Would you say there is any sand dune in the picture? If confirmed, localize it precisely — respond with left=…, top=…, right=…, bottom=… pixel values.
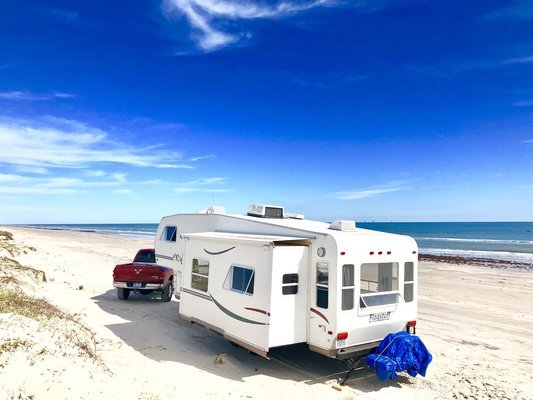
left=0, top=226, right=531, bottom=400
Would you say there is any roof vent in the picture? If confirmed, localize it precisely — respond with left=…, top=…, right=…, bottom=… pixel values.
left=285, top=212, right=304, bottom=220
left=199, top=206, right=225, bottom=214
left=247, top=204, right=284, bottom=219
left=329, top=220, right=356, bottom=232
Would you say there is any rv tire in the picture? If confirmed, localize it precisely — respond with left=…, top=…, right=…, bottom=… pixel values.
left=117, top=288, right=130, bottom=300
left=162, top=282, right=173, bottom=302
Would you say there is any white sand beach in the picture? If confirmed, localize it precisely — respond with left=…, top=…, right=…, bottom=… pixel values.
left=1, top=226, right=532, bottom=400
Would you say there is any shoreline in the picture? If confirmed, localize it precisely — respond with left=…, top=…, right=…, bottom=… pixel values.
left=418, top=253, right=533, bottom=272
left=5, top=225, right=533, bottom=271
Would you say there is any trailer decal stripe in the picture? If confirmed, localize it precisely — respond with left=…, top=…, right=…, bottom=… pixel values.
left=156, top=253, right=173, bottom=260
left=182, top=288, right=213, bottom=301
left=244, top=307, right=271, bottom=317
left=211, top=295, right=267, bottom=325
left=204, top=246, right=236, bottom=255
left=310, top=308, right=329, bottom=324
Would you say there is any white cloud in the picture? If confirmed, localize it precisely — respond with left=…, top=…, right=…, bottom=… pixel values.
left=513, top=100, right=533, bottom=107
left=190, top=154, right=217, bottom=162
left=164, top=0, right=412, bottom=51
left=164, top=0, right=334, bottom=51
left=0, top=116, right=187, bottom=169
left=0, top=186, right=79, bottom=195
left=481, top=0, right=533, bottom=21
left=113, top=189, right=133, bottom=195
left=84, top=170, right=107, bottom=177
left=0, top=91, right=76, bottom=101
left=331, top=181, right=409, bottom=200
left=0, top=174, right=27, bottom=183
left=523, top=139, right=533, bottom=144
left=173, top=176, right=229, bottom=194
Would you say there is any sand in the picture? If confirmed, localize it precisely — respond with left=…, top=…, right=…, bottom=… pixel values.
left=0, top=226, right=532, bottom=400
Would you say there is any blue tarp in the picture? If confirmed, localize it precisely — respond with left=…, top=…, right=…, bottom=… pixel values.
left=366, top=331, right=432, bottom=381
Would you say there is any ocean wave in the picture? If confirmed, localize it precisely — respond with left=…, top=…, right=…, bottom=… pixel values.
left=420, top=248, right=533, bottom=263
left=416, top=237, right=533, bottom=245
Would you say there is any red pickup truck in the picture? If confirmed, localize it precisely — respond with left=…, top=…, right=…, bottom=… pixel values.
left=112, top=249, right=174, bottom=302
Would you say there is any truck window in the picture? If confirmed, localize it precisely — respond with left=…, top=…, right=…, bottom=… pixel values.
left=404, top=262, right=414, bottom=302
left=161, top=226, right=177, bottom=242
left=192, top=258, right=209, bottom=292
left=135, top=250, right=155, bottom=263
left=282, top=273, right=298, bottom=295
left=316, top=262, right=328, bottom=309
left=342, top=264, right=354, bottom=310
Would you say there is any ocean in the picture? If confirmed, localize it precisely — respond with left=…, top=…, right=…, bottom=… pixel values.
left=21, top=221, right=533, bottom=265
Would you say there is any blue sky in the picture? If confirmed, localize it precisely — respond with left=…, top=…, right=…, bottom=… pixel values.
left=0, top=0, right=532, bottom=223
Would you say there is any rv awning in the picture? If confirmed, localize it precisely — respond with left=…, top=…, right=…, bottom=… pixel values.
left=181, top=231, right=313, bottom=246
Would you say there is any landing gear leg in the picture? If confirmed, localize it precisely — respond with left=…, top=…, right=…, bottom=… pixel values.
left=339, top=358, right=363, bottom=386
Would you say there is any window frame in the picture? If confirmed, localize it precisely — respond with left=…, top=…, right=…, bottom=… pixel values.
left=191, top=258, right=209, bottom=292
left=341, top=264, right=355, bottom=311
left=227, top=265, right=255, bottom=295
left=359, top=262, right=400, bottom=309
left=316, top=262, right=329, bottom=309
left=282, top=273, right=299, bottom=295
left=403, top=262, right=415, bottom=303
left=160, top=225, right=177, bottom=242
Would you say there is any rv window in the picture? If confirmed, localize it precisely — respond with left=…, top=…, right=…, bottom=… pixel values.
left=191, top=258, right=209, bottom=292
left=229, top=266, right=255, bottom=295
left=161, top=226, right=177, bottom=242
left=342, top=264, right=355, bottom=310
left=404, top=262, right=414, bottom=303
left=360, top=292, right=401, bottom=308
left=282, top=273, right=298, bottom=295
left=360, top=262, right=399, bottom=294
left=316, top=262, right=328, bottom=309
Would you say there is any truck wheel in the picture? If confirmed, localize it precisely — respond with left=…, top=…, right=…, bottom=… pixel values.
left=117, top=288, right=130, bottom=300
left=162, top=282, right=173, bottom=302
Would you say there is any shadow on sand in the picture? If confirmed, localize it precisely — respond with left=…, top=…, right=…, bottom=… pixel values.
left=92, top=289, right=413, bottom=393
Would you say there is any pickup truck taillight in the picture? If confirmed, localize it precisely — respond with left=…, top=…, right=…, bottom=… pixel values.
left=158, top=269, right=164, bottom=281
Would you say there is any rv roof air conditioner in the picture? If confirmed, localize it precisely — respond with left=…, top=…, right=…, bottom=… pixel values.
left=247, top=204, right=284, bottom=219
left=329, top=220, right=356, bottom=232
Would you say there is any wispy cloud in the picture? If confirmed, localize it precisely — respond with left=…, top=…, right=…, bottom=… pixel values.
left=481, top=0, right=533, bottom=21
left=190, top=155, right=217, bottom=162
left=49, top=9, right=80, bottom=23
left=523, top=139, right=533, bottom=144
left=331, top=181, right=409, bottom=200
left=163, top=0, right=407, bottom=52
left=292, top=73, right=368, bottom=88
left=513, top=100, right=533, bottom=107
left=407, top=54, right=533, bottom=78
left=0, top=171, right=131, bottom=195
left=0, top=116, right=189, bottom=169
left=0, top=91, right=76, bottom=101
left=173, top=176, right=230, bottom=194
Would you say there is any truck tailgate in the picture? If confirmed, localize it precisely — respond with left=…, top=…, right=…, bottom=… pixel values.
left=113, top=263, right=162, bottom=283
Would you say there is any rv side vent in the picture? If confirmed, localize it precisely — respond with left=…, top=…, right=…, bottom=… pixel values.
left=247, top=204, right=284, bottom=219
left=329, top=220, right=356, bottom=232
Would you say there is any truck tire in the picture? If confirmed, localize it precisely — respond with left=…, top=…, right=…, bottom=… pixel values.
left=162, top=282, right=173, bottom=302
left=117, top=288, right=130, bottom=300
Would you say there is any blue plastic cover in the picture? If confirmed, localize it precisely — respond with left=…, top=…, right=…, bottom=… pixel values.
left=365, top=331, right=432, bottom=381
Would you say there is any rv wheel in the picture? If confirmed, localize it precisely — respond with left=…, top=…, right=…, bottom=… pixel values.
left=117, top=288, right=130, bottom=300
left=162, top=282, right=173, bottom=302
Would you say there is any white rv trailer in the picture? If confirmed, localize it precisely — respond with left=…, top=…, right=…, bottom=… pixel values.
left=155, top=204, right=418, bottom=359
